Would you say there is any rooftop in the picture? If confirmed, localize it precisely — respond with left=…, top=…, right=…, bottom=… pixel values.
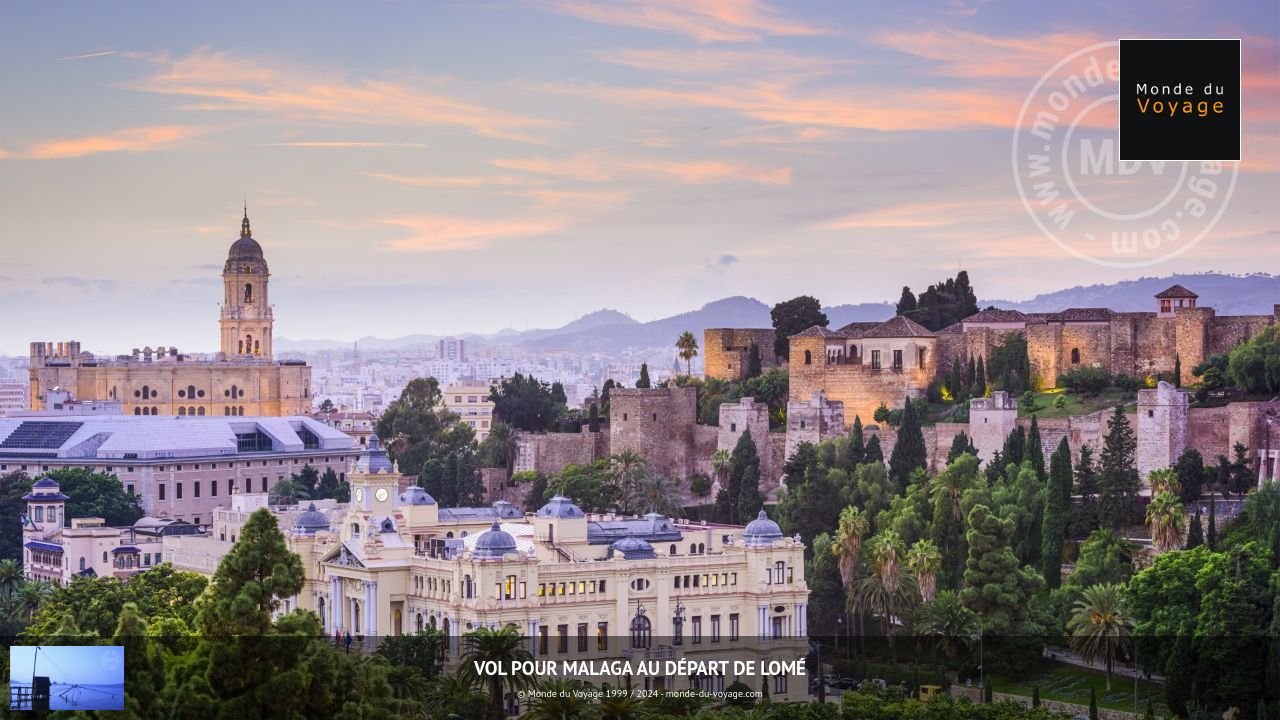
left=1155, top=284, right=1199, bottom=299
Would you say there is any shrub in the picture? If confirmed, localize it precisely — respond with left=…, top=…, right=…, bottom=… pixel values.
left=1053, top=395, right=1067, bottom=410
left=690, top=473, right=712, bottom=497
left=1113, top=373, right=1142, bottom=392
left=1059, top=366, right=1113, bottom=396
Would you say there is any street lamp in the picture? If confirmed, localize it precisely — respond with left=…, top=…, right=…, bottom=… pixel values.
left=672, top=597, right=685, bottom=646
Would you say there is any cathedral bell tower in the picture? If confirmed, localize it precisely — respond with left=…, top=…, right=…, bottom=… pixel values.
left=220, top=206, right=274, bottom=358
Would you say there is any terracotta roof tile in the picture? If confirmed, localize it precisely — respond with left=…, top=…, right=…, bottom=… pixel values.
left=862, top=315, right=936, bottom=338
left=1046, top=308, right=1116, bottom=323
left=962, top=308, right=1028, bottom=324
left=1155, top=284, right=1198, bottom=299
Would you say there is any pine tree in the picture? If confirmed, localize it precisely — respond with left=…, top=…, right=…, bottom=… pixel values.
left=889, top=398, right=927, bottom=491
left=1185, top=509, right=1203, bottom=548
left=1003, top=426, right=1026, bottom=471
left=1041, top=437, right=1071, bottom=588
left=1097, top=406, right=1140, bottom=530
left=865, top=434, right=884, bottom=464
left=897, top=286, right=918, bottom=314
left=1207, top=495, right=1217, bottom=549
left=636, top=363, right=651, bottom=389
left=746, top=343, right=763, bottom=379
left=1025, top=415, right=1045, bottom=480
left=961, top=505, right=1042, bottom=638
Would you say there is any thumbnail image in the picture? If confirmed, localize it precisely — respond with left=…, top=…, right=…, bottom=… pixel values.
left=8, top=645, right=125, bottom=711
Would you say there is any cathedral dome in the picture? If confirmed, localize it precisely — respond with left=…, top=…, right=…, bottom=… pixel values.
left=292, top=503, right=330, bottom=535
left=225, top=209, right=267, bottom=269
left=742, top=510, right=783, bottom=547
left=610, top=536, right=655, bottom=560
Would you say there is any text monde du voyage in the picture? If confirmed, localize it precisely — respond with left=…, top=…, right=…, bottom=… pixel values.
left=1134, top=83, right=1228, bottom=118
left=472, top=659, right=808, bottom=678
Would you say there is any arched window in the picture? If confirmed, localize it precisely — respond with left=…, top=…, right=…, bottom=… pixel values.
left=142, top=385, right=151, bottom=399
left=670, top=544, right=677, bottom=556
left=178, top=407, right=186, bottom=416
left=1071, top=348, right=1081, bottom=364
left=416, top=614, right=423, bottom=633
left=79, top=557, right=85, bottom=571
left=803, top=350, right=812, bottom=365
left=197, top=407, right=205, bottom=416
left=189, top=406, right=196, bottom=416
left=102, top=551, right=108, bottom=563
left=463, top=575, right=474, bottom=599
left=254, top=339, right=260, bottom=354
left=134, top=407, right=142, bottom=416
left=698, top=543, right=705, bottom=554
left=188, top=385, right=196, bottom=400
left=245, top=334, right=254, bottom=354
left=238, top=340, right=244, bottom=353
left=244, top=283, right=253, bottom=303
left=630, top=613, right=652, bottom=649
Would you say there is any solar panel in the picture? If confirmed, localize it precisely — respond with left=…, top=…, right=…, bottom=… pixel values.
left=0, top=421, right=84, bottom=450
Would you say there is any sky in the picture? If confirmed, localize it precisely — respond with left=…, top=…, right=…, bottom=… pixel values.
left=9, top=645, right=124, bottom=686
left=0, top=0, right=1277, bottom=355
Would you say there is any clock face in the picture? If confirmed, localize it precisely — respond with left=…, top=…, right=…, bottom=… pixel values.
left=375, top=488, right=389, bottom=502
left=355, top=488, right=364, bottom=502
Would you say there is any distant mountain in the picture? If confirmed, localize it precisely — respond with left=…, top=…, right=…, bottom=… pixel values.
left=275, top=273, right=1277, bottom=353
left=984, top=273, right=1279, bottom=315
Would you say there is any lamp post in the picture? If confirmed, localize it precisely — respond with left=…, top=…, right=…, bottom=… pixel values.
left=672, top=597, right=685, bottom=646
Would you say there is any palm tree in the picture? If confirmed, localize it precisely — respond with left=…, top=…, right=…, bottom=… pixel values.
left=851, top=530, right=918, bottom=658
left=487, top=421, right=519, bottom=475
left=0, top=559, right=22, bottom=600
left=832, top=506, right=869, bottom=588
left=459, top=625, right=535, bottom=720
left=525, top=678, right=594, bottom=720
left=912, top=590, right=979, bottom=661
left=8, top=580, right=54, bottom=623
left=1146, top=468, right=1181, bottom=497
left=598, top=693, right=639, bottom=720
left=1145, top=490, right=1186, bottom=553
left=424, top=673, right=487, bottom=717
left=676, top=331, right=699, bottom=376
left=711, top=449, right=732, bottom=493
left=609, top=450, right=647, bottom=493
left=624, top=473, right=684, bottom=517
left=906, top=539, right=942, bottom=603
left=1067, top=583, right=1134, bottom=691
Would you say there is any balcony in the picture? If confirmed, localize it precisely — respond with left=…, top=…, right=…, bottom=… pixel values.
left=623, top=644, right=677, bottom=661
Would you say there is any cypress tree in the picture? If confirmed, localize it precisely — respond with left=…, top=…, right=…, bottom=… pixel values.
left=947, top=431, right=977, bottom=464
left=967, top=354, right=976, bottom=390
left=728, top=429, right=760, bottom=523
left=1186, top=509, right=1203, bottom=549
left=1025, top=415, right=1045, bottom=480
left=1207, top=495, right=1217, bottom=549
left=1174, top=356, right=1182, bottom=388
left=1041, top=437, right=1071, bottom=588
left=889, top=398, right=927, bottom=491
left=1003, top=426, right=1026, bottom=471
left=985, top=450, right=1005, bottom=485
left=951, top=356, right=964, bottom=398
left=588, top=403, right=600, bottom=432
left=738, top=465, right=763, bottom=521
left=847, top=416, right=866, bottom=469
left=975, top=356, right=987, bottom=396
left=865, top=434, right=884, bottom=464
left=636, top=363, right=651, bottom=389
left=746, top=343, right=763, bottom=379
left=1097, top=406, right=1140, bottom=530
left=1144, top=698, right=1155, bottom=720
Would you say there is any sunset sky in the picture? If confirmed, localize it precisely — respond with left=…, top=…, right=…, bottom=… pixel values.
left=1, top=0, right=1277, bottom=354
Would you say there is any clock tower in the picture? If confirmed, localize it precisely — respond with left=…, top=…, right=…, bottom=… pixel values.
left=220, top=206, right=274, bottom=358
left=347, top=434, right=400, bottom=519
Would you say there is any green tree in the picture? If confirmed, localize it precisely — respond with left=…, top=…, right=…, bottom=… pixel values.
left=727, top=429, right=760, bottom=524
left=269, top=477, right=307, bottom=505
left=317, top=398, right=336, bottom=413
left=770, top=295, right=828, bottom=359
left=636, top=363, right=652, bottom=389
left=676, top=331, right=699, bottom=376
left=1145, top=491, right=1185, bottom=553
left=930, top=454, right=982, bottom=590
left=291, top=463, right=321, bottom=496
left=889, top=397, right=927, bottom=491
left=1041, top=438, right=1071, bottom=588
left=1174, top=447, right=1204, bottom=504
left=1067, top=529, right=1134, bottom=588
left=460, top=625, right=535, bottom=720
left=315, top=467, right=344, bottom=501
left=988, top=332, right=1032, bottom=395
left=833, top=506, right=869, bottom=591
left=1067, top=584, right=1133, bottom=690
left=865, top=434, right=884, bottom=464
left=1025, top=415, right=1045, bottom=479
left=1002, top=426, right=1026, bottom=472
left=851, top=530, right=918, bottom=655
left=896, top=286, right=918, bottom=315
left=1185, top=508, right=1203, bottom=548
left=48, top=467, right=145, bottom=527
left=1206, top=494, right=1217, bottom=550
left=377, top=377, right=476, bottom=475
left=1228, top=324, right=1280, bottom=394
left=906, top=539, right=941, bottom=603
left=1097, top=406, right=1139, bottom=530
left=947, top=431, right=977, bottom=464
left=960, top=504, right=1044, bottom=671
left=898, top=272, right=979, bottom=331
left=487, top=373, right=565, bottom=433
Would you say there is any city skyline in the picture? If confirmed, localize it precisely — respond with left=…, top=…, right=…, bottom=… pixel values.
left=1, top=0, right=1277, bottom=355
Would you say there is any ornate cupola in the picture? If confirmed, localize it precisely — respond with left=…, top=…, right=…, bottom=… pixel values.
left=220, top=204, right=274, bottom=358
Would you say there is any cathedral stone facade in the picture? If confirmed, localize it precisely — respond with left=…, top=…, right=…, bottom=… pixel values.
left=28, top=210, right=312, bottom=417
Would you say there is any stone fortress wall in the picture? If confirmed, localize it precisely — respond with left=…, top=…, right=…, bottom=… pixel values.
left=703, top=328, right=778, bottom=382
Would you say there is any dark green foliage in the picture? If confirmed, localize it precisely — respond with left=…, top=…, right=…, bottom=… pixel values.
left=989, top=332, right=1032, bottom=395
left=865, top=434, right=884, bottom=464
left=487, top=373, right=568, bottom=432
left=588, top=403, right=600, bottom=432
left=1206, top=494, right=1216, bottom=549
left=519, top=472, right=549, bottom=513
left=974, top=355, right=988, bottom=397
left=727, top=429, right=761, bottom=524
left=376, top=377, right=477, bottom=475
left=1228, top=325, right=1280, bottom=394
left=960, top=504, right=1044, bottom=670
left=947, top=431, right=977, bottom=464
left=1174, top=356, right=1182, bottom=388
left=888, top=397, right=927, bottom=491
left=1088, top=688, right=1098, bottom=720
left=770, top=295, right=828, bottom=359
left=1174, top=447, right=1204, bottom=503
left=636, top=363, right=651, bottom=389
left=291, top=463, right=320, bottom=496
left=897, top=271, right=979, bottom=331
left=738, top=464, right=763, bottom=521
left=317, top=398, right=336, bottom=413
left=746, top=343, right=763, bottom=379
left=1058, top=366, right=1113, bottom=396
left=1002, top=426, right=1026, bottom=472
left=1041, top=438, right=1071, bottom=589
left=1097, top=406, right=1140, bottom=530
left=47, top=467, right=145, bottom=527
left=690, top=472, right=712, bottom=497
left=847, top=415, right=866, bottom=469
left=21, top=563, right=207, bottom=640
left=807, top=533, right=844, bottom=636
left=1067, top=529, right=1134, bottom=588
left=1229, top=441, right=1257, bottom=497
left=1031, top=684, right=1040, bottom=708
left=1025, top=416, right=1045, bottom=480
left=0, top=471, right=35, bottom=561
left=896, top=286, right=917, bottom=314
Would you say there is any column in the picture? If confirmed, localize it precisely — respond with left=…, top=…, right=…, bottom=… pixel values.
left=1261, top=450, right=1269, bottom=485
left=330, top=577, right=341, bottom=632
left=527, top=620, right=539, bottom=655
left=449, top=615, right=460, bottom=656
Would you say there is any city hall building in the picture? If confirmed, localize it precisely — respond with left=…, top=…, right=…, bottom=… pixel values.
left=163, top=435, right=812, bottom=702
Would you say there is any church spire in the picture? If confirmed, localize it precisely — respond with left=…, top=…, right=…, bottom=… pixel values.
left=241, top=202, right=251, bottom=238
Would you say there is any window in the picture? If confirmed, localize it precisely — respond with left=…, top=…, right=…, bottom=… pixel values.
left=730, top=423, right=736, bottom=432
left=262, top=477, right=268, bottom=492
left=577, top=623, right=588, bottom=652
left=803, top=350, right=812, bottom=365
left=1071, top=347, right=1081, bottom=364
left=630, top=613, right=651, bottom=649
left=711, top=615, right=721, bottom=642
left=871, top=350, right=881, bottom=369
left=773, top=675, right=787, bottom=695
left=33, top=507, right=43, bottom=522
left=159, top=484, right=166, bottom=501
left=692, top=616, right=702, bottom=644
left=730, top=614, right=740, bottom=641
left=892, top=349, right=903, bottom=369
left=176, top=483, right=183, bottom=500
left=539, top=626, right=549, bottom=655
left=211, top=481, right=217, bottom=497
left=597, top=622, right=608, bottom=651
left=557, top=625, right=568, bottom=654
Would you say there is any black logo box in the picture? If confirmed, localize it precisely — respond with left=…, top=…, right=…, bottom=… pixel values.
left=1119, top=39, right=1241, bottom=161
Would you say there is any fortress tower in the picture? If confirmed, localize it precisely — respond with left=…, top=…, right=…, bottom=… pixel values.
left=1137, top=380, right=1189, bottom=489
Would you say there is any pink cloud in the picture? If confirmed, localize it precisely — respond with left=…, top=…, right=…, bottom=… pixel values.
left=379, top=214, right=570, bottom=252
left=492, top=150, right=792, bottom=185
left=541, top=0, right=835, bottom=43
left=362, top=172, right=550, bottom=188
left=14, top=125, right=207, bottom=159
